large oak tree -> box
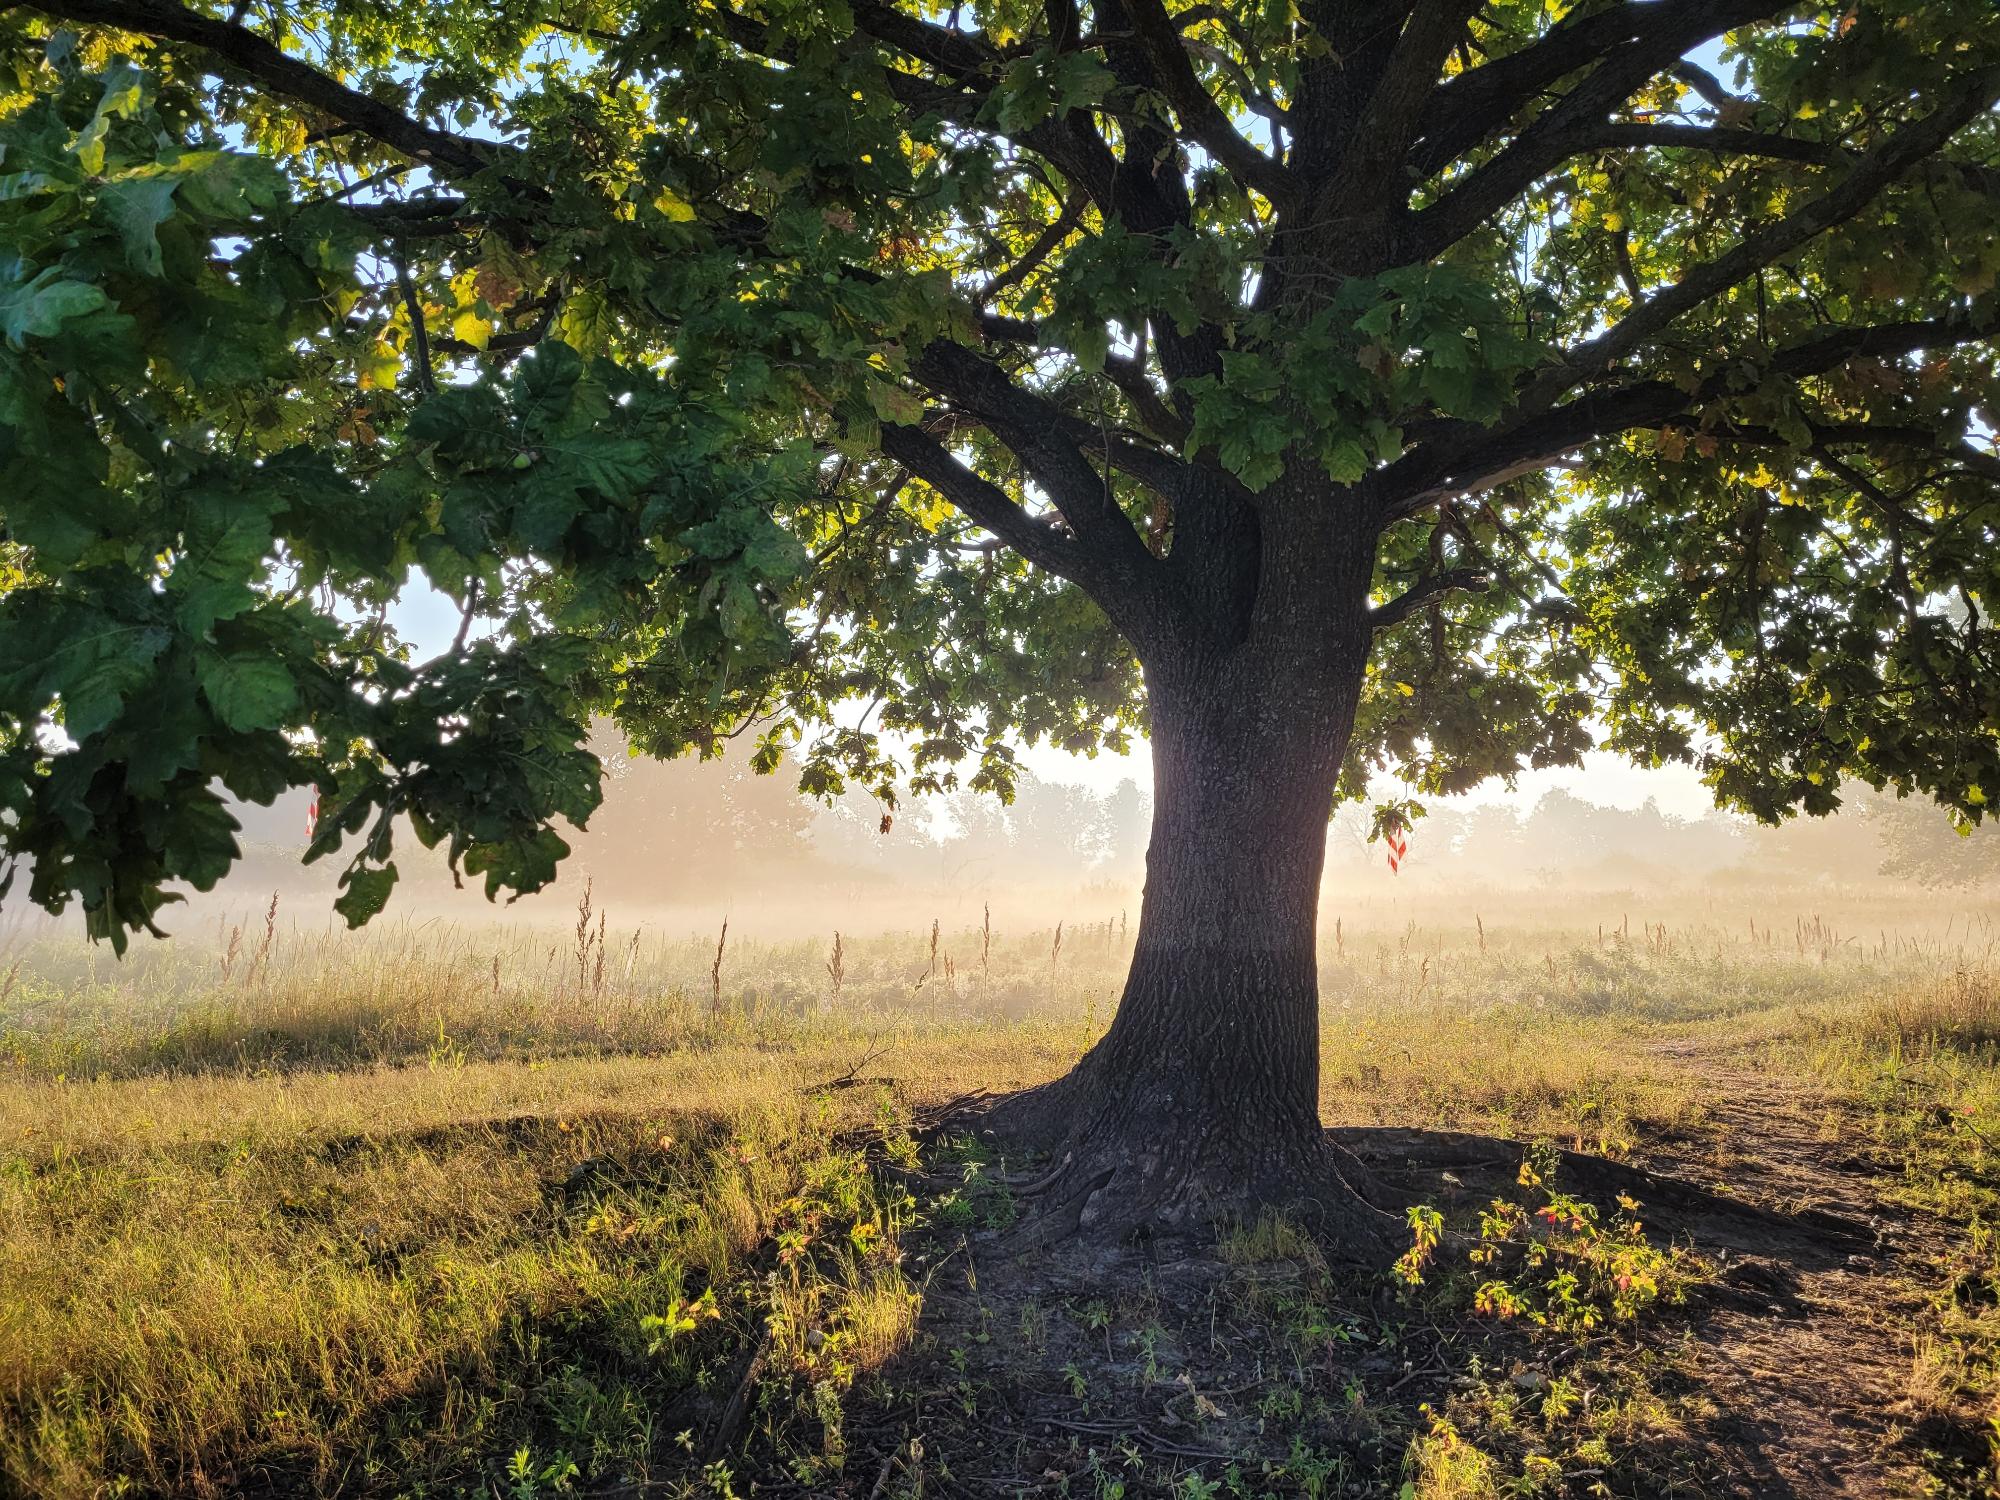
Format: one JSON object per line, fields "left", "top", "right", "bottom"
{"left": 3, "top": 0, "right": 1997, "bottom": 1245}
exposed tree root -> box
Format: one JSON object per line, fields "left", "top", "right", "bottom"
{"left": 969, "top": 1073, "right": 1400, "bottom": 1264}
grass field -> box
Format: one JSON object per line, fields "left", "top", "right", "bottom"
{"left": 2, "top": 890, "right": 1998, "bottom": 1498}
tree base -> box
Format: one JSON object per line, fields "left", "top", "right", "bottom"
{"left": 972, "top": 1068, "right": 1398, "bottom": 1264}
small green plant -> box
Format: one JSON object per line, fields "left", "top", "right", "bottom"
{"left": 1394, "top": 1205, "right": 1445, "bottom": 1288}
{"left": 1063, "top": 1361, "right": 1090, "bottom": 1405}
{"left": 1393, "top": 1147, "right": 1702, "bottom": 1335}
{"left": 1466, "top": 1165, "right": 1699, "bottom": 1333}
{"left": 507, "top": 1447, "right": 536, "bottom": 1500}
{"left": 506, "top": 1447, "right": 580, "bottom": 1499}
{"left": 1259, "top": 1383, "right": 1304, "bottom": 1421}
{"left": 1282, "top": 1438, "right": 1346, "bottom": 1498}
{"left": 640, "top": 1287, "right": 721, "bottom": 1355}
{"left": 1540, "top": 1373, "right": 1579, "bottom": 1425}
{"left": 1219, "top": 1211, "right": 1320, "bottom": 1265}
{"left": 1137, "top": 1323, "right": 1166, "bottom": 1388}
{"left": 1080, "top": 1297, "right": 1113, "bottom": 1358}
{"left": 811, "top": 1377, "right": 846, "bottom": 1471}
{"left": 1403, "top": 1408, "right": 1496, "bottom": 1499}
{"left": 1018, "top": 1299, "right": 1049, "bottom": 1352}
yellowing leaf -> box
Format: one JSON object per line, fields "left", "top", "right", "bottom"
{"left": 451, "top": 309, "right": 490, "bottom": 350}
{"left": 653, "top": 187, "right": 696, "bottom": 222}
{"left": 865, "top": 380, "right": 923, "bottom": 426}
{"left": 356, "top": 344, "right": 400, "bottom": 391}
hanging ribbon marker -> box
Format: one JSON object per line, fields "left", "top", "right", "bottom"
{"left": 305, "top": 785, "right": 319, "bottom": 843}
{"left": 1385, "top": 823, "right": 1409, "bottom": 875}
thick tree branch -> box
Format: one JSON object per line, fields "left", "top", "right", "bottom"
{"left": 1409, "top": 0, "right": 1795, "bottom": 256}
{"left": 1577, "top": 121, "right": 1845, "bottom": 165}
{"left": 1410, "top": 0, "right": 1782, "bottom": 180}
{"left": 909, "top": 342, "right": 1170, "bottom": 587}
{"left": 1729, "top": 424, "right": 2000, "bottom": 486}
{"left": 1313, "top": 0, "right": 1481, "bottom": 217}
{"left": 976, "top": 313, "right": 1189, "bottom": 445}
{"left": 1670, "top": 58, "right": 1739, "bottom": 112}
{"left": 1533, "top": 66, "right": 2000, "bottom": 394}
{"left": 846, "top": 0, "right": 999, "bottom": 79}
{"left": 921, "top": 386, "right": 1187, "bottom": 497}
{"left": 342, "top": 197, "right": 480, "bottom": 235}
{"left": 35, "top": 0, "right": 502, "bottom": 176}
{"left": 1369, "top": 566, "right": 1490, "bottom": 630}
{"left": 877, "top": 425, "right": 1080, "bottom": 580}
{"left": 1372, "top": 309, "right": 2000, "bottom": 525}
{"left": 1183, "top": 37, "right": 1288, "bottom": 141}
{"left": 1122, "top": 0, "right": 1293, "bottom": 202}
{"left": 1099, "top": 354, "right": 1191, "bottom": 448}
{"left": 975, "top": 192, "right": 1088, "bottom": 305}
{"left": 1756, "top": 315, "right": 2000, "bottom": 386}
{"left": 878, "top": 422, "right": 1181, "bottom": 650}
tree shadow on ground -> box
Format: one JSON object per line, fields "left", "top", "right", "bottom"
{"left": 128, "top": 1101, "right": 1973, "bottom": 1499}
{"left": 815, "top": 1118, "right": 1958, "bottom": 1499}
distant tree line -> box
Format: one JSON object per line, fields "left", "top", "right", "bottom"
{"left": 1342, "top": 784, "right": 2000, "bottom": 889}
{"left": 209, "top": 738, "right": 1998, "bottom": 914}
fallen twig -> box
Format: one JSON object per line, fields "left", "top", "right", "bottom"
{"left": 806, "top": 1035, "right": 894, "bottom": 1093}
{"left": 704, "top": 1323, "right": 772, "bottom": 1461}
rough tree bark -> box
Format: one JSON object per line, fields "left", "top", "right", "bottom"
{"left": 989, "top": 516, "right": 1393, "bottom": 1254}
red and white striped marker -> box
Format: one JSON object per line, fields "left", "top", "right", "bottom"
{"left": 305, "top": 785, "right": 319, "bottom": 842}
{"left": 1385, "top": 823, "right": 1409, "bottom": 875}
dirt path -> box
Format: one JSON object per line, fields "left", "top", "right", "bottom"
{"left": 1323, "top": 1040, "right": 1965, "bottom": 1499}
{"left": 1631, "top": 1041, "right": 1955, "bottom": 1498}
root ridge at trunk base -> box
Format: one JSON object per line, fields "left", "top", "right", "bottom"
{"left": 974, "top": 1081, "right": 1398, "bottom": 1265}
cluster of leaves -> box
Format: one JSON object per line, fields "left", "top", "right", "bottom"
{"left": 1392, "top": 1201, "right": 1447, "bottom": 1289}
{"left": 1186, "top": 266, "right": 1541, "bottom": 492}
{"left": 1354, "top": 9, "right": 2000, "bottom": 825}
{"left": 1394, "top": 1145, "right": 1701, "bottom": 1339}
{"left": 1569, "top": 419, "right": 2000, "bottom": 823}
{"left": 1463, "top": 1149, "right": 1697, "bottom": 1335}
{"left": 0, "top": 45, "right": 826, "bottom": 942}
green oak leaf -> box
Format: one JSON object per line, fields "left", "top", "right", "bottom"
{"left": 195, "top": 652, "right": 299, "bottom": 732}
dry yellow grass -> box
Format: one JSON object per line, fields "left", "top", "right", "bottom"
{"left": 0, "top": 1026, "right": 1097, "bottom": 1496}
{"left": 1, "top": 894, "right": 1993, "bottom": 1496}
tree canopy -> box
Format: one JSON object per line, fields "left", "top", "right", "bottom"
{"left": 2, "top": 0, "right": 1997, "bottom": 948}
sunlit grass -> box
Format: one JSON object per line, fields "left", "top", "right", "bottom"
{"left": 0, "top": 894, "right": 1994, "bottom": 1495}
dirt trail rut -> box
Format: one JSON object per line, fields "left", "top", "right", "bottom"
{"left": 1634, "top": 1041, "right": 1954, "bottom": 1498}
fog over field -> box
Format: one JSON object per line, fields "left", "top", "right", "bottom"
{"left": 8, "top": 739, "right": 1977, "bottom": 951}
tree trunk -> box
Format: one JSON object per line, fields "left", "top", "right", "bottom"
{"left": 987, "top": 634, "right": 1389, "bottom": 1255}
